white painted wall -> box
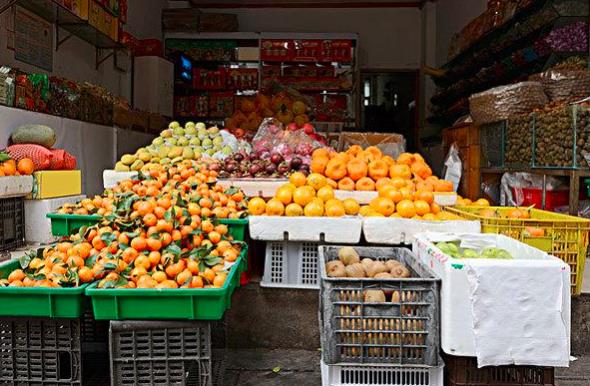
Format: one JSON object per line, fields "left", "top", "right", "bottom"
{"left": 435, "top": 0, "right": 487, "bottom": 66}
{"left": 204, "top": 7, "right": 423, "bottom": 69}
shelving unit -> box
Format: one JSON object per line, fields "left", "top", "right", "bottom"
{"left": 430, "top": 0, "right": 589, "bottom": 124}
{"left": 165, "top": 31, "right": 359, "bottom": 127}
{"left": 0, "top": 0, "right": 125, "bottom": 69}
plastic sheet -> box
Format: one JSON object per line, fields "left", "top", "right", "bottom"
{"left": 469, "top": 81, "right": 548, "bottom": 124}
{"left": 443, "top": 143, "right": 462, "bottom": 192}
{"left": 0, "top": 66, "right": 15, "bottom": 107}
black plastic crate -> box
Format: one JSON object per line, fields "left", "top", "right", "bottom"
{"left": 445, "top": 355, "right": 554, "bottom": 386}
{"left": 0, "top": 196, "right": 25, "bottom": 252}
{"left": 0, "top": 317, "right": 83, "bottom": 385}
{"left": 319, "top": 246, "right": 440, "bottom": 366}
{"left": 109, "top": 320, "right": 213, "bottom": 386}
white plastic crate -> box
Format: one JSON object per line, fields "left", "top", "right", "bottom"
{"left": 320, "top": 360, "right": 443, "bottom": 386}
{"left": 261, "top": 241, "right": 321, "bottom": 289}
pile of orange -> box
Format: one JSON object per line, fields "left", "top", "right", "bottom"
{"left": 247, "top": 171, "right": 360, "bottom": 217}
{"left": 310, "top": 147, "right": 454, "bottom": 193}
{"left": 59, "top": 160, "right": 248, "bottom": 220}
{"left": 0, "top": 157, "right": 35, "bottom": 177}
{"left": 4, "top": 159, "right": 248, "bottom": 289}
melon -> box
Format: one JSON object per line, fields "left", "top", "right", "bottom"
{"left": 11, "top": 124, "right": 56, "bottom": 148}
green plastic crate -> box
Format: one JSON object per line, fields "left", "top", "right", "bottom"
{"left": 86, "top": 247, "right": 246, "bottom": 320}
{"left": 220, "top": 217, "right": 248, "bottom": 241}
{"left": 46, "top": 213, "right": 101, "bottom": 237}
{"left": 0, "top": 259, "right": 88, "bottom": 318}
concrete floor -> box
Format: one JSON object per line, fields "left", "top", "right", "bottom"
{"left": 221, "top": 351, "right": 590, "bottom": 386}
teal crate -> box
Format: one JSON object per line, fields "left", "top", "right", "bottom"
{"left": 0, "top": 259, "right": 87, "bottom": 318}
{"left": 46, "top": 213, "right": 101, "bottom": 237}
{"left": 86, "top": 246, "right": 247, "bottom": 320}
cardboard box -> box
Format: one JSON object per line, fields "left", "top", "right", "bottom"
{"left": 89, "top": 0, "right": 118, "bottom": 40}
{"left": 28, "top": 171, "right": 82, "bottom": 200}
{"left": 57, "top": 0, "right": 89, "bottom": 20}
{"left": 339, "top": 131, "right": 406, "bottom": 159}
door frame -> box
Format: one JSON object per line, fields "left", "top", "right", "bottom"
{"left": 359, "top": 68, "right": 420, "bottom": 148}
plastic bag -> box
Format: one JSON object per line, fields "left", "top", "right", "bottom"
{"left": 500, "top": 172, "right": 565, "bottom": 206}
{"left": 252, "top": 118, "right": 321, "bottom": 163}
{"left": 443, "top": 143, "right": 462, "bottom": 192}
{"left": 469, "top": 81, "right": 548, "bottom": 124}
{"left": 6, "top": 144, "right": 53, "bottom": 170}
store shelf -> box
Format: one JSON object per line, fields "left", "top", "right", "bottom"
{"left": 12, "top": 0, "right": 122, "bottom": 50}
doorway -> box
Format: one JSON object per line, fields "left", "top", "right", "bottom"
{"left": 360, "top": 70, "right": 419, "bottom": 151}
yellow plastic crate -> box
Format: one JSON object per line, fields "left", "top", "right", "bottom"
{"left": 446, "top": 206, "right": 590, "bottom": 295}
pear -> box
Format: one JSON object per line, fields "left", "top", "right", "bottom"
{"left": 196, "top": 122, "right": 206, "bottom": 130}
{"left": 182, "top": 147, "right": 194, "bottom": 160}
{"left": 137, "top": 151, "right": 151, "bottom": 163}
{"left": 114, "top": 162, "right": 130, "bottom": 172}
{"left": 168, "top": 121, "right": 180, "bottom": 129}
{"left": 168, "top": 146, "right": 183, "bottom": 158}
{"left": 121, "top": 154, "right": 136, "bottom": 166}
{"left": 130, "top": 160, "right": 144, "bottom": 171}
{"left": 152, "top": 137, "right": 164, "bottom": 146}
{"left": 189, "top": 137, "right": 201, "bottom": 146}
{"left": 177, "top": 137, "right": 189, "bottom": 147}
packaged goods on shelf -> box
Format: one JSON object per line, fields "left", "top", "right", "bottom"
{"left": 80, "top": 83, "right": 114, "bottom": 125}
{"left": 28, "top": 170, "right": 82, "bottom": 200}
{"left": 319, "top": 246, "right": 440, "bottom": 366}
{"left": 0, "top": 66, "right": 15, "bottom": 107}
{"left": 15, "top": 74, "right": 49, "bottom": 113}
{"left": 468, "top": 82, "right": 547, "bottom": 125}
{"left": 529, "top": 68, "right": 590, "bottom": 102}
{"left": 414, "top": 232, "right": 570, "bottom": 365}
{"left": 47, "top": 77, "right": 81, "bottom": 120}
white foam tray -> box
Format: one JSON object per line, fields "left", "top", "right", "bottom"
{"left": 103, "top": 170, "right": 139, "bottom": 189}
{"left": 25, "top": 195, "right": 86, "bottom": 244}
{"left": 363, "top": 217, "right": 481, "bottom": 245}
{"left": 249, "top": 216, "right": 363, "bottom": 243}
{"left": 0, "top": 176, "right": 33, "bottom": 197}
{"left": 434, "top": 192, "right": 457, "bottom": 206}
{"left": 217, "top": 178, "right": 287, "bottom": 198}
{"left": 413, "top": 233, "right": 570, "bottom": 365}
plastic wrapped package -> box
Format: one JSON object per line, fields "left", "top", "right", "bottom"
{"left": 47, "top": 77, "right": 81, "bottom": 120}
{"left": 505, "top": 113, "right": 533, "bottom": 167}
{"left": 15, "top": 74, "right": 49, "bottom": 112}
{"left": 338, "top": 131, "right": 406, "bottom": 159}
{"left": 0, "top": 66, "right": 15, "bottom": 107}
{"left": 80, "top": 83, "right": 114, "bottom": 125}
{"left": 529, "top": 69, "right": 590, "bottom": 102}
{"left": 469, "top": 82, "right": 547, "bottom": 125}
{"left": 251, "top": 118, "right": 321, "bottom": 168}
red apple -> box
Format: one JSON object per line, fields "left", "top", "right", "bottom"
{"left": 302, "top": 123, "right": 315, "bottom": 135}
{"left": 287, "top": 122, "right": 299, "bottom": 131}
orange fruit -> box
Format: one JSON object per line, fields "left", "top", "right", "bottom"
{"left": 152, "top": 271, "right": 167, "bottom": 283}
{"left": 213, "top": 273, "right": 227, "bottom": 288}
{"left": 190, "top": 276, "right": 204, "bottom": 288}
{"left": 293, "top": 186, "right": 315, "bottom": 207}
{"left": 275, "top": 186, "right": 293, "bottom": 205}
{"left": 474, "top": 198, "right": 490, "bottom": 206}
{"left": 389, "top": 164, "right": 411, "bottom": 180}
{"left": 303, "top": 200, "right": 324, "bottom": 217}
{"left": 325, "top": 202, "right": 345, "bottom": 217}
{"left": 176, "top": 269, "right": 193, "bottom": 286}
{"left": 307, "top": 173, "right": 327, "bottom": 190}
{"left": 285, "top": 203, "right": 303, "bottom": 217}
{"left": 16, "top": 158, "right": 35, "bottom": 175}
{"left": 8, "top": 269, "right": 25, "bottom": 283}
{"left": 342, "top": 198, "right": 360, "bottom": 215}
{"left": 415, "top": 190, "right": 434, "bottom": 204}
{"left": 379, "top": 186, "right": 403, "bottom": 203}
{"left": 2, "top": 161, "right": 16, "bottom": 176}
{"left": 370, "top": 197, "right": 395, "bottom": 216}
{"left": 316, "top": 185, "right": 335, "bottom": 202}
{"left": 187, "top": 259, "right": 200, "bottom": 275}
{"left": 414, "top": 200, "right": 431, "bottom": 216}
{"left": 430, "top": 202, "right": 441, "bottom": 214}
{"left": 130, "top": 237, "right": 147, "bottom": 252}
{"left": 396, "top": 200, "right": 416, "bottom": 218}
{"left": 265, "top": 198, "right": 285, "bottom": 216}
{"left": 289, "top": 172, "right": 307, "bottom": 187}
{"left": 247, "top": 197, "right": 266, "bottom": 215}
